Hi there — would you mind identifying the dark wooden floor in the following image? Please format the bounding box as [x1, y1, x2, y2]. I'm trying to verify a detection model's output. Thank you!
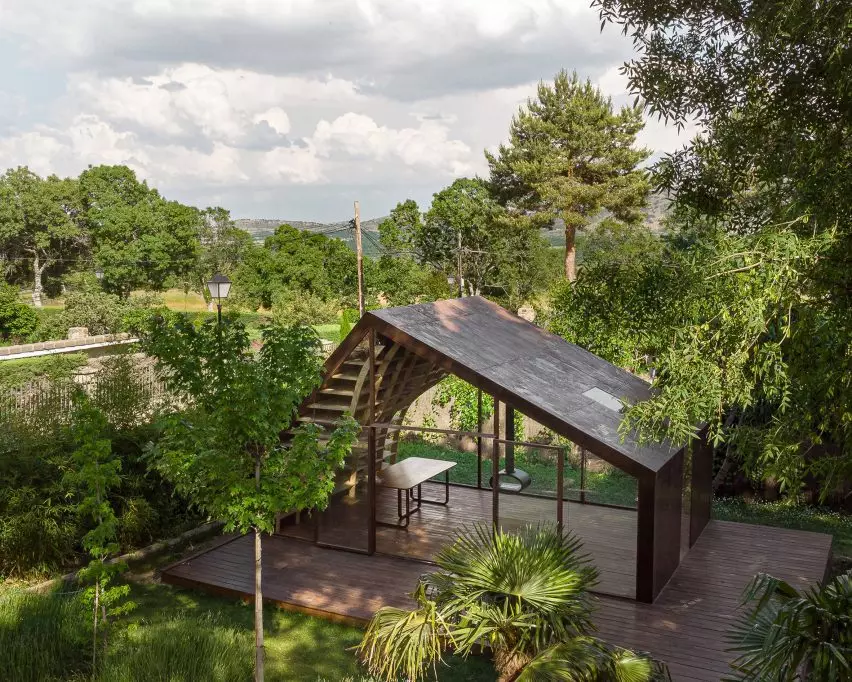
[162, 516, 831, 681]
[280, 482, 639, 598]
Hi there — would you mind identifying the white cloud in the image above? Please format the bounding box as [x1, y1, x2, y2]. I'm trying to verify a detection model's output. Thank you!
[0, 0, 689, 219]
[253, 108, 291, 136]
[313, 113, 472, 175]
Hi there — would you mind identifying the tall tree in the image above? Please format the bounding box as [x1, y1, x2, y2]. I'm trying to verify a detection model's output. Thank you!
[486, 70, 651, 280]
[145, 317, 358, 682]
[79, 165, 201, 297]
[592, 0, 852, 493]
[195, 206, 252, 311]
[0, 167, 83, 306]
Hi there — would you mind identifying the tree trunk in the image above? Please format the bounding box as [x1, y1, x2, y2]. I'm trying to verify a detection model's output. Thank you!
[254, 526, 264, 681]
[564, 223, 577, 281]
[32, 253, 48, 307]
[493, 648, 529, 682]
[254, 453, 264, 682]
[92, 579, 99, 672]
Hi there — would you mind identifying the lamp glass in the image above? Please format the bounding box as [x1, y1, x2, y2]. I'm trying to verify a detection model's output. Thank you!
[206, 273, 231, 300]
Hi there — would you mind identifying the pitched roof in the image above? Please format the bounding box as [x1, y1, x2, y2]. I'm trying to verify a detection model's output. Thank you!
[366, 296, 680, 479]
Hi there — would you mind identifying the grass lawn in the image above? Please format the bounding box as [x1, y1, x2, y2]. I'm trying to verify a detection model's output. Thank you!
[124, 579, 494, 681]
[396, 439, 638, 508]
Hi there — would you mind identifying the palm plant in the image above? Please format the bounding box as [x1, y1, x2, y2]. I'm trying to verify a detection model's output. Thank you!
[728, 570, 852, 681]
[358, 523, 665, 682]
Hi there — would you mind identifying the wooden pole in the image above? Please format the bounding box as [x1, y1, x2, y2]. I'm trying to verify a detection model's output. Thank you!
[355, 201, 365, 317]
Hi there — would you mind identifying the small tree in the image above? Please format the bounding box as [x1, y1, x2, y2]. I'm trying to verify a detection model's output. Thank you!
[487, 70, 650, 281]
[63, 395, 134, 672]
[145, 316, 358, 682]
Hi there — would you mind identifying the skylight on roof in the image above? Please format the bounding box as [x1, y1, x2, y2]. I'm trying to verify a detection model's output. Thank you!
[582, 387, 624, 413]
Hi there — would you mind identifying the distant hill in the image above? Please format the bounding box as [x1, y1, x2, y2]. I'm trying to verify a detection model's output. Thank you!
[236, 192, 672, 254]
[234, 217, 385, 256]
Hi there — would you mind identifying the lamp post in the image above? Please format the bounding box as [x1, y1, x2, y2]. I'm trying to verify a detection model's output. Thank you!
[95, 267, 104, 282]
[206, 272, 232, 325]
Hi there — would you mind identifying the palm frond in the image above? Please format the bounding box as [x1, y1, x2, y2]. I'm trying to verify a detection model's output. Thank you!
[357, 584, 446, 682]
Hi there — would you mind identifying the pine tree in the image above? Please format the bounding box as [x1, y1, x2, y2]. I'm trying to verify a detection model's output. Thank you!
[486, 70, 651, 280]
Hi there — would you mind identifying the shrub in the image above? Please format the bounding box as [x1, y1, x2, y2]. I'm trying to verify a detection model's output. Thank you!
[60, 289, 128, 335]
[99, 613, 253, 682]
[0, 353, 87, 391]
[0, 589, 89, 682]
[0, 283, 38, 342]
[271, 287, 339, 326]
[0, 487, 78, 578]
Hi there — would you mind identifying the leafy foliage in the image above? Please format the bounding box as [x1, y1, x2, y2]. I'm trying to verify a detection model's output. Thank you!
[0, 282, 38, 341]
[589, 0, 852, 496]
[271, 287, 339, 327]
[359, 524, 661, 682]
[728, 571, 852, 681]
[79, 165, 201, 298]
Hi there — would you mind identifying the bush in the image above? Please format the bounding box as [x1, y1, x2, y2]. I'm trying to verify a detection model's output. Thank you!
[0, 589, 90, 682]
[271, 287, 339, 326]
[0, 283, 38, 342]
[98, 613, 253, 682]
[0, 487, 78, 578]
[59, 289, 128, 335]
[0, 353, 87, 391]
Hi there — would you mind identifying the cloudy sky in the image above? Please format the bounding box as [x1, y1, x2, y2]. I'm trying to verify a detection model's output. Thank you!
[0, 0, 692, 222]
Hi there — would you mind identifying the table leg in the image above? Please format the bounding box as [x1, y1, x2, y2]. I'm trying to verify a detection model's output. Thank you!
[410, 473, 452, 506]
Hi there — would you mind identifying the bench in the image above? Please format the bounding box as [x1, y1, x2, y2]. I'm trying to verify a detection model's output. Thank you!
[377, 457, 457, 528]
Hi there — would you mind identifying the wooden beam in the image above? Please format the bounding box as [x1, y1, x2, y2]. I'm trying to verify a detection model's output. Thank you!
[492, 399, 500, 528]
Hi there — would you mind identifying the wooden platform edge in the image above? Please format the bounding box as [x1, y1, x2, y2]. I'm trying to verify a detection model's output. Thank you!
[160, 569, 369, 628]
[157, 532, 242, 576]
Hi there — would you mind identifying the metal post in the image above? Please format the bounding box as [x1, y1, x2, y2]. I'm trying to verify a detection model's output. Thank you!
[367, 329, 377, 554]
[505, 404, 515, 474]
[557, 447, 565, 532]
[217, 302, 222, 326]
[580, 447, 587, 504]
[476, 389, 483, 488]
[492, 399, 500, 529]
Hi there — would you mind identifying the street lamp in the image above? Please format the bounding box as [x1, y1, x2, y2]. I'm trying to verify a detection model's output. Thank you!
[206, 272, 232, 325]
[95, 267, 104, 281]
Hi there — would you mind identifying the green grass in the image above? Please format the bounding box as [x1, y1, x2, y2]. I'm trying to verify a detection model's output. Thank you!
[396, 439, 638, 508]
[314, 323, 341, 343]
[122, 581, 494, 681]
[713, 497, 852, 557]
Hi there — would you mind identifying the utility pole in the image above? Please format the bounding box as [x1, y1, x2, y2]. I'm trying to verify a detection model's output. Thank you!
[456, 230, 464, 297]
[354, 200, 365, 317]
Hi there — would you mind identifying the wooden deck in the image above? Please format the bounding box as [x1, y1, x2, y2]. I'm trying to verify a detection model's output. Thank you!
[163, 509, 831, 680]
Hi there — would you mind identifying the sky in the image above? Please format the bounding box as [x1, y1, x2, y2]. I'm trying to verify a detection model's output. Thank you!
[0, 0, 694, 222]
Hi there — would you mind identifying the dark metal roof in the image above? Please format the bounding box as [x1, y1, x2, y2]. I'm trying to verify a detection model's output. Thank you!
[366, 296, 680, 479]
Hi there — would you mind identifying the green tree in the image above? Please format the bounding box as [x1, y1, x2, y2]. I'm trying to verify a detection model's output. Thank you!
[0, 167, 83, 306]
[591, 0, 852, 494]
[63, 396, 134, 672]
[486, 70, 650, 281]
[729, 571, 852, 681]
[79, 165, 201, 297]
[358, 524, 662, 682]
[423, 178, 506, 296]
[145, 317, 358, 682]
[376, 200, 450, 305]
